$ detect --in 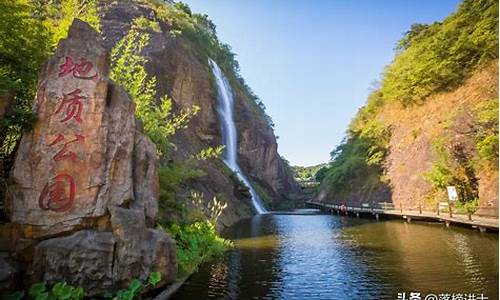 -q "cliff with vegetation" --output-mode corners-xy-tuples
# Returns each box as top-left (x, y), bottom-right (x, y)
(315, 0), (499, 216)
(0, 0), (299, 295)
(100, 0), (300, 219)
